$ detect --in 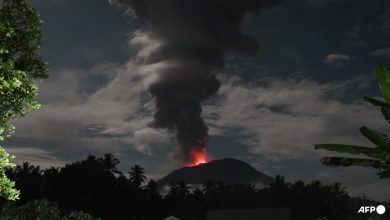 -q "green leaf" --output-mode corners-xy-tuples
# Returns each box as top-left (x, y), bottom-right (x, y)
(359, 126), (390, 151)
(0, 0), (48, 201)
(381, 106), (390, 123)
(315, 144), (390, 161)
(375, 65), (390, 104)
(320, 157), (384, 169)
(0, 147), (20, 200)
(364, 96), (390, 107)
(315, 66), (390, 179)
